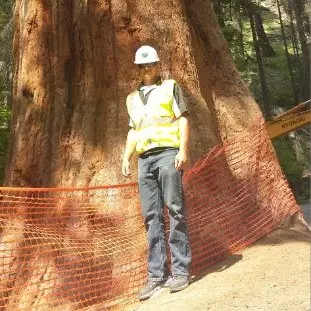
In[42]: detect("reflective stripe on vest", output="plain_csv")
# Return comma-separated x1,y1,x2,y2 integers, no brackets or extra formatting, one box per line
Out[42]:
126,79,180,154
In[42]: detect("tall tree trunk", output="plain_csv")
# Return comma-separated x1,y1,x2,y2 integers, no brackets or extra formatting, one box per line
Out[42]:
289,9,304,101
236,1,246,59
6,0,262,188
248,7,272,119
276,0,298,104
292,0,310,100
254,12,276,57
229,0,233,21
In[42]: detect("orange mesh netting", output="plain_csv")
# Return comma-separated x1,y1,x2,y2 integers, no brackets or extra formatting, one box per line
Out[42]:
0,120,300,310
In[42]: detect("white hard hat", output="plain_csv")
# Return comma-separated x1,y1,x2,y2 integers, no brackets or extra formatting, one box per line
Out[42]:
134,45,160,64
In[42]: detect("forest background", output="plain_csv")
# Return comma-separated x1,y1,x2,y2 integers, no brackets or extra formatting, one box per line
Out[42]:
0,0,310,202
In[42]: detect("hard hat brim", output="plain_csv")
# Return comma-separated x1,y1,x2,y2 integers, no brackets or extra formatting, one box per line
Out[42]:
134,59,160,65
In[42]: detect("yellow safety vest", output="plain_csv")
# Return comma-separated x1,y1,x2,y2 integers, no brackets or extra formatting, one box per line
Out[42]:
126,79,180,155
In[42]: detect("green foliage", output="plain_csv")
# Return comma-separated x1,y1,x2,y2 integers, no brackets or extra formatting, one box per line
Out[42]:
222,2,308,109
273,137,304,182
0,104,9,182
250,44,295,108
273,135,310,203
0,0,13,184
0,0,13,16
216,0,310,203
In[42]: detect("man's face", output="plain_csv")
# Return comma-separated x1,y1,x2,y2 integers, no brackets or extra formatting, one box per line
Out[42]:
138,62,159,85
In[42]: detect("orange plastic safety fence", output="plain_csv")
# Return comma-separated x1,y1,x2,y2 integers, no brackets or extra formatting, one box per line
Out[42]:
0,120,299,310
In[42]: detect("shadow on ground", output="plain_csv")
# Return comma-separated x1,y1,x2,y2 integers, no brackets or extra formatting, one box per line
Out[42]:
192,253,243,283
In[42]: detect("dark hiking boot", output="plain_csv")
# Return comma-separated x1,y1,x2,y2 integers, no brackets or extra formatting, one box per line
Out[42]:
169,275,189,293
138,280,163,300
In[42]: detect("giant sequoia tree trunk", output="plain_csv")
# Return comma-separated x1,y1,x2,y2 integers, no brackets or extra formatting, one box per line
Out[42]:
6,0,261,187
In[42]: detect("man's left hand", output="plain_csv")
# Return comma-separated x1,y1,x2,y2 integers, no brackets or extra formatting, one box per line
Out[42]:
175,150,188,171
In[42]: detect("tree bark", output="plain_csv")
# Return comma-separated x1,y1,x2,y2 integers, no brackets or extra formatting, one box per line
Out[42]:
6,0,261,188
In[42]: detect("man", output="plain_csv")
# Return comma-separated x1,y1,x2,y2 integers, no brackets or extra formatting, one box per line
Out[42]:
122,45,191,300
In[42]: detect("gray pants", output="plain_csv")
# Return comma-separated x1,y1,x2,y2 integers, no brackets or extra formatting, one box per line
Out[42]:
138,149,191,281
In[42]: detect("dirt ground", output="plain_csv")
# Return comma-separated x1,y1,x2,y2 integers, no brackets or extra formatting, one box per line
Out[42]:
129,228,310,311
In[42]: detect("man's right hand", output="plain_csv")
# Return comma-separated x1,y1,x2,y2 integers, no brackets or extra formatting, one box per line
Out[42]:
122,158,131,177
